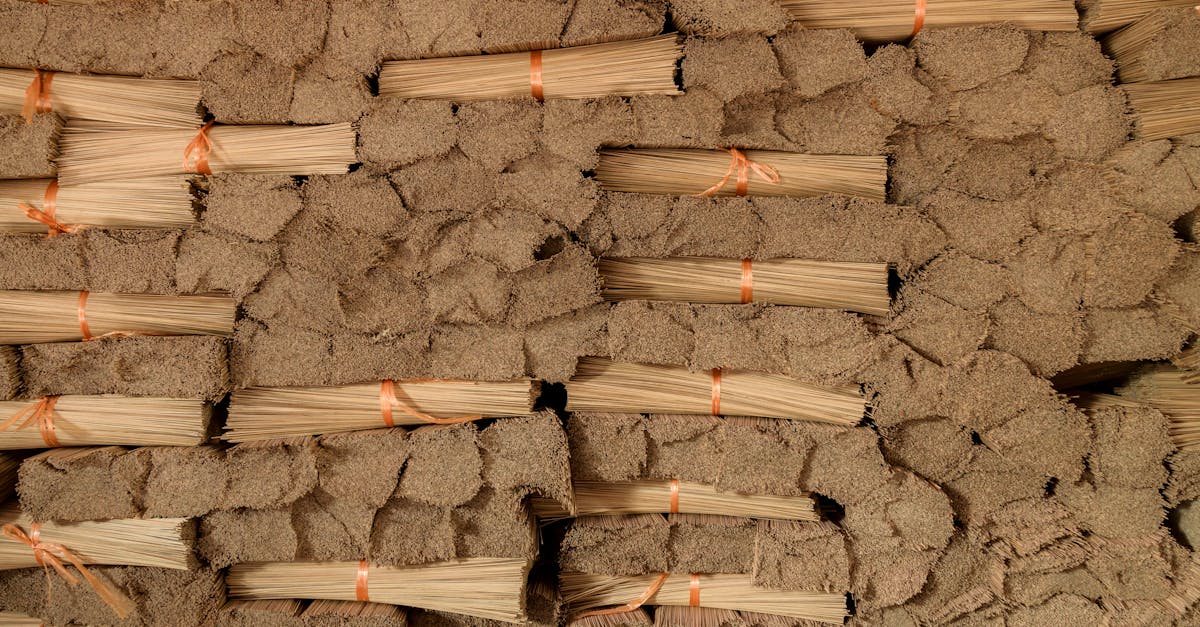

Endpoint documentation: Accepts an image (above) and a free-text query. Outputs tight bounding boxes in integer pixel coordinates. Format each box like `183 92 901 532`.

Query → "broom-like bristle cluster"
0 290 236 344
302 599 408 621
1117 365 1200 450
0 69 201 128
652 606 744 627
1124 77 1200 141
570 607 652 627
1175 346 1200 382
780 0 1078 42
0 176 193 233
1103 9 1174 82
227 558 532 623
0 503 193 570
225 380 539 442
594 149 887 201
0 395 209 448
565 358 864 426
379 35 682 101
599 257 891 316
1083 0 1198 34
530 480 818 522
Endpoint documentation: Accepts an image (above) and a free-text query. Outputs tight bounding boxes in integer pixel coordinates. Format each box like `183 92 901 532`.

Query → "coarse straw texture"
564 358 864 426
225 379 539 442
1118 364 1200 450
571 607 652 627
227 558 532 623
529 480 818 522
0 611 41 626
0 503 193 570
780 0 1078 42
0 395 209 448
0 454 16 503
599 257 891 316
653 606 743 627
1082 0 1198 33
0 290 236 345
1125 77 1200 140
379 35 681 101
1103 9 1177 83
594 149 887 201
302 599 408 621
559 572 847 624
0 176 193 233
1176 346 1200 381
224 598 304 619
0 69 201 128
55 123 356 186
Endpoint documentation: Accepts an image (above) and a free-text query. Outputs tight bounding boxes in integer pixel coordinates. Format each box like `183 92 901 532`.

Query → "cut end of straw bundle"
1102 7 1200 83
0 395 209 449
0 176 193 234
0 290 235 345
1124 76 1200 141
1117 364 1200 450
530 480 817 522
780 0 1078 42
1083 0 1200 33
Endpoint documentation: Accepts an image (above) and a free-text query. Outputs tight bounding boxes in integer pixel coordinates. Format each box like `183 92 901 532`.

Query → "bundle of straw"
779 0 1078 42
379 35 681 101
0 395 209 448
0 504 192 570
55 123 356 186
653 606 744 627
0 611 42 627
224 599 303 621
1125 77 1200 141
1117 364 1200 450
0 176 193 233
530 480 818 522
0 454 17 503
564 358 864 426
560 573 847 624
0 291 236 344
1082 0 1198 33
1103 7 1200 82
1176 347 1200 382
594 149 887 201
572 607 651 627
599 257 891 316
0 69 201 127
302 599 408 622
225 379 539 442
227 558 531 623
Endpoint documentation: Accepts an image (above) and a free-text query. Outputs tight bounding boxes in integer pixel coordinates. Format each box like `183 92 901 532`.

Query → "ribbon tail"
21 74 41 123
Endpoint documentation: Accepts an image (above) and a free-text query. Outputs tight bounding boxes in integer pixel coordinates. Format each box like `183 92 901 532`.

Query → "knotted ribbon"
18 180 76 236
575 572 670 618
183 122 215 175
696 148 780 198
380 380 482 427
0 396 60 447
1 523 136 618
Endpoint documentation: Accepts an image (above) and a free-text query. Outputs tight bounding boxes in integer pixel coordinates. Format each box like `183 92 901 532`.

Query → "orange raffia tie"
355 560 370 602
529 50 545 103
911 0 927 37
0 396 61 447
575 572 670 618
21 69 54 122
380 380 482 427
739 259 753 304
668 478 680 514
1 523 136 619
695 148 780 198
689 574 701 607
710 368 722 416
183 121 215 175
19 180 76 237
76 291 149 342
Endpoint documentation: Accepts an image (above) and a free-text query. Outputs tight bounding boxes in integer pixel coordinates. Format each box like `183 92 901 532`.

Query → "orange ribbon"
21 69 54 122
78 291 94 341
669 479 680 514
689 574 700 607
355 560 370 602
0 397 61 447
2 523 135 619
740 259 753 304
710 369 722 416
530 50 545 102
575 572 670 618
18 180 76 236
183 121 214 175
380 380 482 427
696 148 780 198
912 0 927 37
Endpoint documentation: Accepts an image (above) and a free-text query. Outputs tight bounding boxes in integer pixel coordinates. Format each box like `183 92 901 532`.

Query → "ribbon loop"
710 368 722 416
21 69 54 122
1 396 61 447
380 380 482 426
530 50 545 102
1 523 135 618
739 259 753 304
576 572 670 618
689 574 701 607
669 479 680 514
183 122 215 175
355 560 370 602
695 148 781 198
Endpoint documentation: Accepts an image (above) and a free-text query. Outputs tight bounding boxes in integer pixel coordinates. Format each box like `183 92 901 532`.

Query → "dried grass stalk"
1118 364 1200 450
594 149 887 201
379 35 681 101
302 599 408 621
653 606 744 627
225 380 539 442
560 572 847 624
0 69 201 128
1125 77 1200 140
0 395 209 448
599 257 890 316
223 598 304 620
0 176 193 233
570 607 652 627
0 504 192 570
530 480 817 521
0 290 236 344
1083 0 1198 33
780 0 1078 42
564 358 863 426
56 123 356 186
227 558 531 623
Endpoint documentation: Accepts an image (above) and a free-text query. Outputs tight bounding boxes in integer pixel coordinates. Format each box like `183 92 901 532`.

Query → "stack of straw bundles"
1117 364 1200 450
0 504 193 571
594 149 887 201
55 122 357 186
0 395 209 448
779 0 1078 42
565 358 864 426
599 257 891 316
1083 0 1199 33
560 572 848 624
1124 76 1200 140
0 69 201 127
529 480 818 522
0 177 193 233
225 379 539 442
0 290 236 344
379 35 681 101
1103 7 1200 83
227 558 532 622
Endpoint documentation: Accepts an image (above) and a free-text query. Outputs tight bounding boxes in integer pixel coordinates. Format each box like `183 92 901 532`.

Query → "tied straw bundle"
779 0 1078 42
227 558 531 623
0 177 193 234
55 122 356 186
599 257 891 316
530 480 818 522
379 35 681 102
560 572 847 624
594 149 887 201
225 379 538 442
1117 364 1200 450
0 611 40 626
302 599 408 622
565 358 864 426
0 68 201 127
0 395 209 449
1103 7 1200 83
0 290 235 345
1125 76 1200 140
1082 0 1199 33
